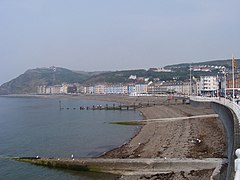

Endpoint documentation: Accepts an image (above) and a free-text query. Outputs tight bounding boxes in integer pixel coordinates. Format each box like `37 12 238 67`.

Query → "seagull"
196 138 201 143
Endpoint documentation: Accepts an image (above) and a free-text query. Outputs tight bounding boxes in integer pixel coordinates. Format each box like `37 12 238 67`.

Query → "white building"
128 84 136 95
198 76 219 96
84 86 94 94
37 85 47 94
38 85 62 94
60 84 68 94
129 75 137 80
42 85 61 94
105 84 128 94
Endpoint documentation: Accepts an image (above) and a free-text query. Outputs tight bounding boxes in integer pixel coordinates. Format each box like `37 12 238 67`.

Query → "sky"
0 0 240 85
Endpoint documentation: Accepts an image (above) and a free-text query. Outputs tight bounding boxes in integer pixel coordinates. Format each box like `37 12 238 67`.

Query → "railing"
235 149 240 180
190 96 240 122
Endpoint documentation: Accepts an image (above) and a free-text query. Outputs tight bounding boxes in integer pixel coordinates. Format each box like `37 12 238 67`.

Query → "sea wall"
190 100 240 180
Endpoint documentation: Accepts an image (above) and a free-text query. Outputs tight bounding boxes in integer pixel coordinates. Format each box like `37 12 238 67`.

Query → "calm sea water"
0 96 142 180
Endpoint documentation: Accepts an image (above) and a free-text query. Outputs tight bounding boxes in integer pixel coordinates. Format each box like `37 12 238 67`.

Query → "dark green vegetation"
0 59 238 95
84 69 146 84
14 158 99 172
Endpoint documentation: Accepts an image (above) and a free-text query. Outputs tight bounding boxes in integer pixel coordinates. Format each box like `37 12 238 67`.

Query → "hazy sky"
0 0 240 85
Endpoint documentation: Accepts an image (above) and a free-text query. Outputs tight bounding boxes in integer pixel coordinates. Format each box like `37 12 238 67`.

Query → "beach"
8 94 227 179
71 94 226 179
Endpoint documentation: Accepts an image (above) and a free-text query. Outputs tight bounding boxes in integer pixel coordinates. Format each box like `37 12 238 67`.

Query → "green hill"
0 67 90 95
165 59 240 69
84 69 146 84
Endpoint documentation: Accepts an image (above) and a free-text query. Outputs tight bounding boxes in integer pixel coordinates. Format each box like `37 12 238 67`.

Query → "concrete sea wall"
190 100 240 180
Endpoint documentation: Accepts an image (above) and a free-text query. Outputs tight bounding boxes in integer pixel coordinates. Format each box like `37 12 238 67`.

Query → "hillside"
84 69 146 84
165 59 240 69
0 67 90 95
0 59 236 95
84 59 237 84
83 69 199 84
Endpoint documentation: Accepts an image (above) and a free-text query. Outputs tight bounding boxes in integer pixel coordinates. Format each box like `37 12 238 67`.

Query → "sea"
0 96 142 180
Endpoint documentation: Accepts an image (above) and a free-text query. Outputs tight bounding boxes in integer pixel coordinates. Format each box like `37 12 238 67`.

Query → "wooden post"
59 100 62 110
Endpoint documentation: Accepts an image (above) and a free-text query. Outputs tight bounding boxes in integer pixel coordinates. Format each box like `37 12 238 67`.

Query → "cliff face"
0 67 89 95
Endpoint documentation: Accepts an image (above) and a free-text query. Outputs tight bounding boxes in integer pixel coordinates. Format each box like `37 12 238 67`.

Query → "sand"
15 94 227 179
68 95 226 179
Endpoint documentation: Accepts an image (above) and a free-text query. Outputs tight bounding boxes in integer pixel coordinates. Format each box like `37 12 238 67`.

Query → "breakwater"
15 157 226 177
58 97 188 111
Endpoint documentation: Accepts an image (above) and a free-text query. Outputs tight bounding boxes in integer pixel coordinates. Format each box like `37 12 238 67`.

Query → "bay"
0 96 142 179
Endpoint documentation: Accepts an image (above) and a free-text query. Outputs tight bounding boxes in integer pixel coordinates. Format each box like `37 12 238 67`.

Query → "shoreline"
4 94 227 179
69 94 227 179
2 94 226 157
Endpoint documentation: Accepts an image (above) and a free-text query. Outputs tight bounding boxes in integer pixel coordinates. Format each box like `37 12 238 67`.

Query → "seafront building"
84 86 94 94
135 83 149 94
37 85 62 94
197 76 219 96
37 75 223 97
147 83 167 94
94 84 106 94
161 81 192 95
105 84 128 94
